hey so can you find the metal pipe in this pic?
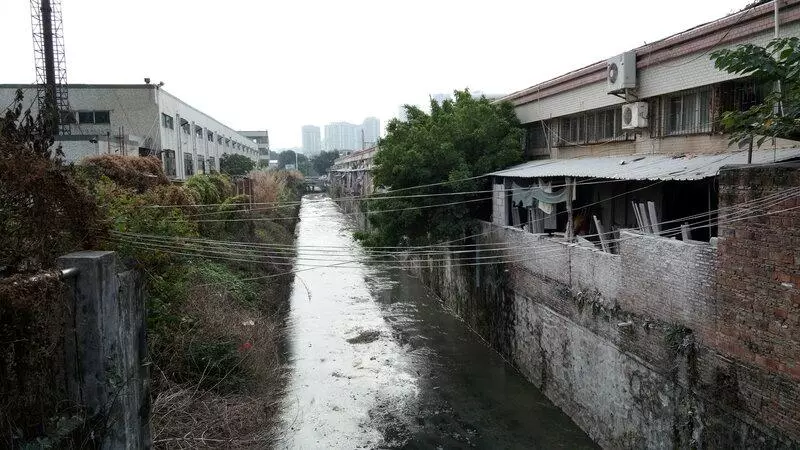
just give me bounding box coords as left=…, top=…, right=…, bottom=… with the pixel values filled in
left=60, top=267, right=79, bottom=279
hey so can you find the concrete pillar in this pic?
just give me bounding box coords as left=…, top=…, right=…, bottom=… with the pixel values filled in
left=175, top=113, right=184, bottom=179
left=203, top=126, right=209, bottom=174
left=190, top=121, right=197, bottom=176
left=57, top=251, right=150, bottom=449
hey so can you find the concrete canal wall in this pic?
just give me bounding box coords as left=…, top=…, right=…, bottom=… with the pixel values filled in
left=404, top=165, right=800, bottom=449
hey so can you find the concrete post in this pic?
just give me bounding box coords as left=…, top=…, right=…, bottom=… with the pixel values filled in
left=190, top=120, right=197, bottom=176
left=203, top=127, right=209, bottom=174
left=57, top=251, right=150, bottom=449
left=175, top=113, right=183, bottom=179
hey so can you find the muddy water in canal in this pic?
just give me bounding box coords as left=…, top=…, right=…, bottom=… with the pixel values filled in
left=278, top=195, right=596, bottom=449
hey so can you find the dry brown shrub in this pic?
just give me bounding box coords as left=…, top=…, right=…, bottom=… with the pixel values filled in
left=0, top=139, right=102, bottom=273
left=249, top=170, right=285, bottom=206
left=82, top=154, right=169, bottom=192
left=149, top=282, right=286, bottom=448
left=150, top=387, right=278, bottom=449
left=0, top=273, right=72, bottom=446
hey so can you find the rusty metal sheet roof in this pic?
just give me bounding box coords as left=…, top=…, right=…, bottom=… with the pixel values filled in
left=489, top=148, right=800, bottom=181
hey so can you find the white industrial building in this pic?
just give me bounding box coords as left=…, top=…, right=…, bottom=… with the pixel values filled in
left=0, top=83, right=260, bottom=180
left=238, top=130, right=270, bottom=165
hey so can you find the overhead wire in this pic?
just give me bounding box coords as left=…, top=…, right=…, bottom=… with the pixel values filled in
left=109, top=174, right=798, bottom=255
left=109, top=187, right=800, bottom=271
left=149, top=199, right=800, bottom=287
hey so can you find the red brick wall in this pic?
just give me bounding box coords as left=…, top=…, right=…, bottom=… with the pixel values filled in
left=715, top=164, right=800, bottom=381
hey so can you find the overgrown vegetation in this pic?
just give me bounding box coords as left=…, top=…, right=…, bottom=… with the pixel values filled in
left=711, top=36, right=800, bottom=146
left=0, top=92, right=105, bottom=447
left=92, top=165, right=301, bottom=447
left=358, top=89, right=523, bottom=246
left=1, top=89, right=302, bottom=447
left=0, top=91, right=101, bottom=275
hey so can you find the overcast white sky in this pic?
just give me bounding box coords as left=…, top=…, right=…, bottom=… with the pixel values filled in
left=1, top=0, right=751, bottom=149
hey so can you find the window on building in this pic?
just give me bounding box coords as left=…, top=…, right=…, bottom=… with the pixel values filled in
left=94, top=111, right=110, bottom=124
left=195, top=126, right=203, bottom=138
left=77, top=110, right=111, bottom=124
left=77, top=111, right=93, bottom=124
left=208, top=156, right=216, bottom=172
left=163, top=150, right=177, bottom=177
left=196, top=155, right=206, bottom=174
left=558, top=116, right=583, bottom=145
left=207, top=131, right=214, bottom=142
left=184, top=153, right=194, bottom=176
left=719, top=79, right=771, bottom=115
left=217, top=136, right=223, bottom=145
left=665, top=88, right=711, bottom=135
left=587, top=108, right=623, bottom=142
left=162, top=113, right=174, bottom=130
left=181, top=120, right=190, bottom=134
left=225, top=139, right=230, bottom=147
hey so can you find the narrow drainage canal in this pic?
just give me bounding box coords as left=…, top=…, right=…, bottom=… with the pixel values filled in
left=278, top=194, right=596, bottom=449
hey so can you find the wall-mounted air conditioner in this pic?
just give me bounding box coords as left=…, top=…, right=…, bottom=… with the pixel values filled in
left=621, top=102, right=648, bottom=130
left=607, top=51, right=637, bottom=94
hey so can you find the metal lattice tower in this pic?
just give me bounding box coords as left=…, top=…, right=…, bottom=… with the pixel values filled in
left=30, top=0, right=71, bottom=136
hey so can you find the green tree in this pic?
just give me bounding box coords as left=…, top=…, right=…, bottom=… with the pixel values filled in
left=710, top=37, right=800, bottom=147
left=365, top=90, right=523, bottom=246
left=277, top=150, right=313, bottom=176
left=219, top=153, right=255, bottom=176
left=311, top=150, right=340, bottom=174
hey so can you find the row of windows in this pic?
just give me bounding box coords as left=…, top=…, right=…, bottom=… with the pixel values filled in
left=525, top=106, right=631, bottom=151
left=523, top=79, right=769, bottom=152
left=61, top=110, right=110, bottom=125
left=162, top=112, right=256, bottom=153
left=173, top=152, right=218, bottom=177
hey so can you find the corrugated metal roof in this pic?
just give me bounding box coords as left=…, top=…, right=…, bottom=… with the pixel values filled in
left=489, top=148, right=800, bottom=181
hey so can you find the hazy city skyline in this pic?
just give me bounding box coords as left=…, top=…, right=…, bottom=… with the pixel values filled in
left=0, top=0, right=751, bottom=148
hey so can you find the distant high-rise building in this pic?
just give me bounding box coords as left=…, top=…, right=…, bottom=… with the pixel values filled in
left=324, top=122, right=360, bottom=151
left=361, top=117, right=380, bottom=149
left=301, top=125, right=321, bottom=155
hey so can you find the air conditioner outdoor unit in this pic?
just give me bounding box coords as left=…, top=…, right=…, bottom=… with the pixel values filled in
left=621, top=102, right=648, bottom=130
left=606, top=51, right=637, bottom=94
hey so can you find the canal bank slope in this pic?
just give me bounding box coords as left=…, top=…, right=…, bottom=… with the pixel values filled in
left=401, top=165, right=800, bottom=448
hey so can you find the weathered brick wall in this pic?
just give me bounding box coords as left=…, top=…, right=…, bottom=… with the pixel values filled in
left=617, top=231, right=717, bottom=331
left=716, top=165, right=800, bottom=381
left=710, top=164, right=800, bottom=441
